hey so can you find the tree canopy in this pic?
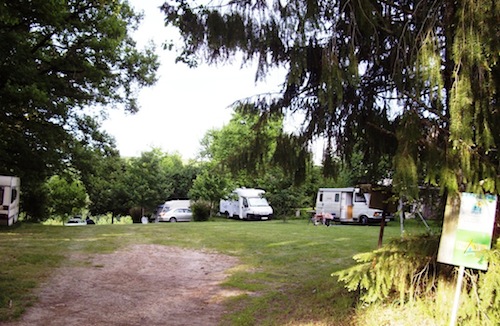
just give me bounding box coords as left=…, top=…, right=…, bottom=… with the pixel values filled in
left=0, top=0, right=159, bottom=218
left=193, top=108, right=321, bottom=216
left=162, top=0, right=499, bottom=197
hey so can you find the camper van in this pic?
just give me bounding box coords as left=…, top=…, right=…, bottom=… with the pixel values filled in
left=0, top=176, right=20, bottom=226
left=315, top=187, right=387, bottom=224
left=219, top=188, right=273, bottom=221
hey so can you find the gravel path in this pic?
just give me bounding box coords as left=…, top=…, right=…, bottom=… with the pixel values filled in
left=5, top=245, right=240, bottom=326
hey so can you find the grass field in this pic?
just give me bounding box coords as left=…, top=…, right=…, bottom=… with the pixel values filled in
left=0, top=217, right=436, bottom=325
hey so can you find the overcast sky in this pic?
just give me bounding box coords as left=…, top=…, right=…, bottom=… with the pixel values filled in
left=102, top=0, right=287, bottom=160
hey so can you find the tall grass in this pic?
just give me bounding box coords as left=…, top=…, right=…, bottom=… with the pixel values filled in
left=0, top=218, right=433, bottom=324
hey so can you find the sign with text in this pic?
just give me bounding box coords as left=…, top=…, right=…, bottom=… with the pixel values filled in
left=437, top=193, right=497, bottom=270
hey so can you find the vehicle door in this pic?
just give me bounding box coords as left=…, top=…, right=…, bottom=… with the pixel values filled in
left=177, top=208, right=192, bottom=222
left=341, top=192, right=354, bottom=221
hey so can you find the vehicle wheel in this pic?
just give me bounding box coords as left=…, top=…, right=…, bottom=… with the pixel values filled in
left=360, top=216, right=368, bottom=225
left=224, top=211, right=230, bottom=219
left=169, top=217, right=177, bottom=223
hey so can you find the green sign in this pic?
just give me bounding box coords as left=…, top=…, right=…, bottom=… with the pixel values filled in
left=438, top=193, right=497, bottom=270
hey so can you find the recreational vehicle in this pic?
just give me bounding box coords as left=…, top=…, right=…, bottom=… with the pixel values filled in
left=0, top=175, right=20, bottom=226
left=315, top=187, right=388, bottom=224
left=220, top=188, right=273, bottom=220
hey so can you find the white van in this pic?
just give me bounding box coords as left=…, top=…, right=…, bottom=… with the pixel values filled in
left=219, top=188, right=273, bottom=220
left=315, top=187, right=387, bottom=224
left=153, top=200, right=191, bottom=222
left=0, top=176, right=20, bottom=226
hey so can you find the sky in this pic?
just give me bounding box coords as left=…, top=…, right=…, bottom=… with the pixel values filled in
left=102, top=0, right=290, bottom=160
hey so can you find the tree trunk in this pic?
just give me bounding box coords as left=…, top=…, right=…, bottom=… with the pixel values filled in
left=378, top=212, right=387, bottom=248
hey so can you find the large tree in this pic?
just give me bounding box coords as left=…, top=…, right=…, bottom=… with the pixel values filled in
left=162, top=0, right=499, bottom=197
left=45, top=174, right=88, bottom=219
left=121, top=150, right=173, bottom=218
left=195, top=108, right=319, bottom=216
left=0, top=0, right=159, bottom=218
left=160, top=152, right=200, bottom=199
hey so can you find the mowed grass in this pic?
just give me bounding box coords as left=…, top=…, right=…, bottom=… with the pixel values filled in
left=0, top=218, right=434, bottom=325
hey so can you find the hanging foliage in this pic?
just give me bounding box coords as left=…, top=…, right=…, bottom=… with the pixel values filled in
left=162, top=0, right=499, bottom=196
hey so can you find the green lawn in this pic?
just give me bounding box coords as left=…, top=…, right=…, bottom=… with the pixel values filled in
left=0, top=218, right=434, bottom=325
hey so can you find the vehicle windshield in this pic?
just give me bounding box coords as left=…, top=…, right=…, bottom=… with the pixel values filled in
left=354, top=193, right=366, bottom=202
left=246, top=197, right=269, bottom=207
left=158, top=205, right=175, bottom=213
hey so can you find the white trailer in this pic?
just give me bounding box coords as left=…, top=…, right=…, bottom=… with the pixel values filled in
left=0, top=176, right=20, bottom=226
left=315, top=187, right=388, bottom=224
left=219, top=188, right=273, bottom=221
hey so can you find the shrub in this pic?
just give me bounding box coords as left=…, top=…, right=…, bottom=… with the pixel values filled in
left=191, top=200, right=211, bottom=222
left=334, top=234, right=449, bottom=304
left=129, top=207, right=143, bottom=223
left=334, top=235, right=500, bottom=325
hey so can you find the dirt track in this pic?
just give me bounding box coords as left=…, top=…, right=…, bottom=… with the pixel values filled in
left=6, top=245, right=240, bottom=326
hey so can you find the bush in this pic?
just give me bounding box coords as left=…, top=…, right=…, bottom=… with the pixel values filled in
left=191, top=200, right=211, bottom=222
left=334, top=234, right=447, bottom=304
left=334, top=235, right=500, bottom=325
left=129, top=207, right=143, bottom=223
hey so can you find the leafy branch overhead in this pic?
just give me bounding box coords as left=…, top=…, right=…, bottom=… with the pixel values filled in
left=0, top=0, right=159, bottom=218
left=162, top=0, right=499, bottom=195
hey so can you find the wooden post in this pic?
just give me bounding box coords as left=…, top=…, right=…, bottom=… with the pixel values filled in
left=399, top=198, right=405, bottom=235
left=378, top=211, right=386, bottom=248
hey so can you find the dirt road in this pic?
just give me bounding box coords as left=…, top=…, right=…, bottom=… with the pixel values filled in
left=6, top=245, right=240, bottom=326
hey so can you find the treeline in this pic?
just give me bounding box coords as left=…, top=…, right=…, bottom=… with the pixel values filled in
left=39, top=108, right=389, bottom=222
left=42, top=150, right=198, bottom=222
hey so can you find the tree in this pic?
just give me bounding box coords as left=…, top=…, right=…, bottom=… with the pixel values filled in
left=195, top=108, right=317, bottom=217
left=196, top=108, right=284, bottom=191
left=122, top=149, right=173, bottom=221
left=80, top=149, right=129, bottom=218
left=161, top=152, right=200, bottom=199
left=46, top=175, right=88, bottom=219
left=77, top=148, right=200, bottom=221
left=192, top=108, right=279, bottom=212
left=162, top=0, right=499, bottom=197
left=189, top=164, right=231, bottom=214
left=163, top=1, right=500, bottom=320
left=0, top=0, right=159, bottom=218
left=201, top=106, right=286, bottom=175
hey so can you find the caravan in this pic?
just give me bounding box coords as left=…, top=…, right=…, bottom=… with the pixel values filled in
left=219, top=188, right=273, bottom=221
left=0, top=176, right=20, bottom=226
left=315, top=187, right=388, bottom=224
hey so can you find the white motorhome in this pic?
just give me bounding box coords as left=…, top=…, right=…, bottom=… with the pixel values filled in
left=219, top=188, right=273, bottom=221
left=315, top=187, right=387, bottom=224
left=0, top=176, right=20, bottom=226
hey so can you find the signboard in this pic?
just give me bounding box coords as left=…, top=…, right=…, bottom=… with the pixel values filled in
left=437, top=192, right=497, bottom=270
left=369, top=188, right=398, bottom=213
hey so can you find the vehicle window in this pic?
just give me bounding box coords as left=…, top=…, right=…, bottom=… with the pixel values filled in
left=355, top=193, right=366, bottom=202
left=247, top=197, right=269, bottom=207
left=0, top=186, right=4, bottom=205
left=11, top=189, right=17, bottom=203
left=319, top=193, right=323, bottom=202
left=334, top=193, right=340, bottom=202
